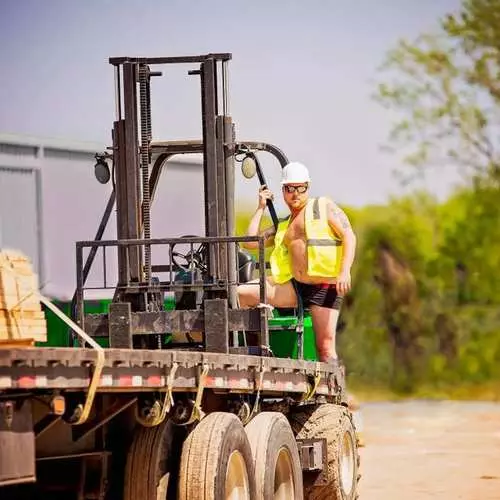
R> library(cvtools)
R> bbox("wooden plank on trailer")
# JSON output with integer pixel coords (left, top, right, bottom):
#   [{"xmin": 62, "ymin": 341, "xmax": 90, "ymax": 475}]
[
  {"xmin": 0, "ymin": 325, "xmax": 46, "ymax": 337},
  {"xmin": 0, "ymin": 250, "xmax": 46, "ymax": 342},
  {"xmin": 0, "ymin": 309, "xmax": 44, "ymax": 317},
  {"xmin": 0, "ymin": 338, "xmax": 35, "ymax": 349}
]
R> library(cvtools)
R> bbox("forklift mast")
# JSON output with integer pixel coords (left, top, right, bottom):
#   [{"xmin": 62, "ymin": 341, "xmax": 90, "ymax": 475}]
[
  {"xmin": 110, "ymin": 53, "xmax": 235, "ymax": 304},
  {"xmin": 74, "ymin": 53, "xmax": 291, "ymax": 354}
]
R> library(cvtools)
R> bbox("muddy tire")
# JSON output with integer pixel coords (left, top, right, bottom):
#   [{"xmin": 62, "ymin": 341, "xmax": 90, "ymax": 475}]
[
  {"xmin": 290, "ymin": 404, "xmax": 360, "ymax": 500},
  {"xmin": 123, "ymin": 419, "xmax": 179, "ymax": 500},
  {"xmin": 245, "ymin": 412, "xmax": 304, "ymax": 499},
  {"xmin": 178, "ymin": 412, "xmax": 256, "ymax": 499}
]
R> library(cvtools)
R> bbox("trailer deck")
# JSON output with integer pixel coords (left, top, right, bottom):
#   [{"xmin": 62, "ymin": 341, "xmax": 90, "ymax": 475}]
[{"xmin": 0, "ymin": 348, "xmax": 344, "ymax": 398}]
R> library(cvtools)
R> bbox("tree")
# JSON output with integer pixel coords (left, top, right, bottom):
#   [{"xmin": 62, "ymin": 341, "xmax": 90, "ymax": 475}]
[{"xmin": 375, "ymin": 0, "xmax": 500, "ymax": 184}]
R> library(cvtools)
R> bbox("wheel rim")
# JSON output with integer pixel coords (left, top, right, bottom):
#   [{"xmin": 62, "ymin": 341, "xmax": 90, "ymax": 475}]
[
  {"xmin": 340, "ymin": 430, "xmax": 355, "ymax": 495},
  {"xmin": 274, "ymin": 447, "xmax": 295, "ymax": 500},
  {"xmin": 225, "ymin": 450, "xmax": 250, "ymax": 500}
]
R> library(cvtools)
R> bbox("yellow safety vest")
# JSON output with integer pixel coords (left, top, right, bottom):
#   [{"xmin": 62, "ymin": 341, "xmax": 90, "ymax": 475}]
[{"xmin": 269, "ymin": 197, "xmax": 343, "ymax": 284}]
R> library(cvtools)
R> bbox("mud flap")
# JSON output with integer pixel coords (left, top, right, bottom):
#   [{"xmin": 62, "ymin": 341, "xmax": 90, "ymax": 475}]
[{"xmin": 0, "ymin": 399, "xmax": 35, "ymax": 486}]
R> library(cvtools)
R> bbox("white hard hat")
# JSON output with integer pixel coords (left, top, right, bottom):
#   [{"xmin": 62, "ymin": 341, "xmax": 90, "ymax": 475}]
[{"xmin": 281, "ymin": 162, "xmax": 311, "ymax": 184}]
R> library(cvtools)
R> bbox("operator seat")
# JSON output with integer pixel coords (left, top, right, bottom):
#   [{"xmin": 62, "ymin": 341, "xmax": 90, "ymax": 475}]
[{"xmin": 238, "ymin": 249, "xmax": 255, "ymax": 284}]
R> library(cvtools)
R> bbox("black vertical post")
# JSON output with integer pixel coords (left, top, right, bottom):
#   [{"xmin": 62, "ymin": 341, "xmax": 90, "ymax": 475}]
[
  {"xmin": 258, "ymin": 239, "xmax": 269, "ymax": 354},
  {"xmin": 216, "ymin": 115, "xmax": 228, "ymax": 281},
  {"xmin": 113, "ymin": 121, "xmax": 129, "ymax": 286},
  {"xmin": 224, "ymin": 119, "xmax": 238, "ymax": 345},
  {"xmin": 109, "ymin": 302, "xmax": 133, "ymax": 348},
  {"xmin": 122, "ymin": 62, "xmax": 142, "ymax": 283},
  {"xmin": 204, "ymin": 299, "xmax": 229, "ymax": 353},
  {"xmin": 201, "ymin": 58, "xmax": 220, "ymax": 279},
  {"xmin": 225, "ymin": 120, "xmax": 236, "ymax": 269},
  {"xmin": 75, "ymin": 244, "xmax": 84, "ymax": 347}
]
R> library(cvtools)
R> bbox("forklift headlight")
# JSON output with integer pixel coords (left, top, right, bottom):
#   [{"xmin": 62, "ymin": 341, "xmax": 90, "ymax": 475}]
[
  {"xmin": 241, "ymin": 155, "xmax": 257, "ymax": 179},
  {"xmin": 94, "ymin": 158, "xmax": 111, "ymax": 184}
]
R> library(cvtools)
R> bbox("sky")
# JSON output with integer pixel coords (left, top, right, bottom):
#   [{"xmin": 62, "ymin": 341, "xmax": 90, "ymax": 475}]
[{"xmin": 0, "ymin": 0, "xmax": 463, "ymax": 210}]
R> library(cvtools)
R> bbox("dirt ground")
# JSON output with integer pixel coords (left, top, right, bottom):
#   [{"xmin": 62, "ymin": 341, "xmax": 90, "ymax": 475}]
[{"xmin": 356, "ymin": 401, "xmax": 500, "ymax": 499}]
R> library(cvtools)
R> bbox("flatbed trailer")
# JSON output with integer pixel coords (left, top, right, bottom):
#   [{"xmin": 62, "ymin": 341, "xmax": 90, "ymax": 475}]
[
  {"xmin": 0, "ymin": 52, "xmax": 360, "ymax": 500},
  {"xmin": 0, "ymin": 348, "xmax": 344, "ymax": 398}
]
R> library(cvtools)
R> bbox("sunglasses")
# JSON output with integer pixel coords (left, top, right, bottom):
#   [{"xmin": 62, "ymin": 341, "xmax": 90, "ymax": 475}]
[{"xmin": 283, "ymin": 184, "xmax": 308, "ymax": 194}]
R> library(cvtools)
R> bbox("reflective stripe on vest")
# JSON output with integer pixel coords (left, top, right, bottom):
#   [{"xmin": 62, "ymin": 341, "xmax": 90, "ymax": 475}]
[
  {"xmin": 305, "ymin": 197, "xmax": 343, "ymax": 278},
  {"xmin": 269, "ymin": 197, "xmax": 343, "ymax": 283}
]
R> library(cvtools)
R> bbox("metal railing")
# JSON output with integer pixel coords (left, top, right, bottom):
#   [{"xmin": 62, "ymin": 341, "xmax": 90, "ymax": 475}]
[{"xmin": 75, "ymin": 234, "xmax": 267, "ymax": 317}]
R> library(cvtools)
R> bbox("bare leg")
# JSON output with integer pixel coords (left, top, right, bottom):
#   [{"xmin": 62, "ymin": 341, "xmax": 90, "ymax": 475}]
[
  {"xmin": 237, "ymin": 277, "xmax": 297, "ymax": 309},
  {"xmin": 310, "ymin": 305, "xmax": 341, "ymax": 362}
]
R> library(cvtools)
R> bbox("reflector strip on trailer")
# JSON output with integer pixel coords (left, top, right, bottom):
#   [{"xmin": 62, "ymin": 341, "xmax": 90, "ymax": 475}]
[
  {"xmin": 146, "ymin": 375, "xmax": 164, "ymax": 387},
  {"xmin": 17, "ymin": 376, "xmax": 36, "ymax": 389},
  {"xmin": 0, "ymin": 348, "xmax": 346, "ymax": 404},
  {"xmin": 2, "ymin": 369, "xmax": 335, "ymax": 396},
  {"xmin": 118, "ymin": 375, "xmax": 132, "ymax": 387},
  {"xmin": 100, "ymin": 374, "xmax": 113, "ymax": 386},
  {"xmin": 0, "ymin": 375, "xmax": 11, "ymax": 389}
]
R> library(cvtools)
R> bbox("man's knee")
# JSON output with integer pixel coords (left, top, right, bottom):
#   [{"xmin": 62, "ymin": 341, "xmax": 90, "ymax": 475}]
[
  {"xmin": 236, "ymin": 284, "xmax": 249, "ymax": 308},
  {"xmin": 237, "ymin": 283, "xmax": 259, "ymax": 308}
]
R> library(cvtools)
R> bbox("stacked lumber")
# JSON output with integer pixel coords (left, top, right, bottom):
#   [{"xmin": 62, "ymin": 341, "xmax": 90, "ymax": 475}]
[{"xmin": 0, "ymin": 250, "xmax": 47, "ymax": 345}]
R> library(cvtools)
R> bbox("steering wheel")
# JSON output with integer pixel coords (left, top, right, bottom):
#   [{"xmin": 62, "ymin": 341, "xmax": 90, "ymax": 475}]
[{"xmin": 171, "ymin": 235, "xmax": 208, "ymax": 274}]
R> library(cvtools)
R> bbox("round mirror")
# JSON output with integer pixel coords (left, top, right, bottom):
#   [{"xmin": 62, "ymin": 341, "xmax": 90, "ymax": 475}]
[
  {"xmin": 241, "ymin": 155, "xmax": 257, "ymax": 179},
  {"xmin": 94, "ymin": 159, "xmax": 111, "ymax": 184}
]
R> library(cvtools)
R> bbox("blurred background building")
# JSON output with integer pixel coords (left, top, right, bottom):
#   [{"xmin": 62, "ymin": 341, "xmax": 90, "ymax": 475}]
[{"xmin": 0, "ymin": 133, "xmax": 203, "ymax": 300}]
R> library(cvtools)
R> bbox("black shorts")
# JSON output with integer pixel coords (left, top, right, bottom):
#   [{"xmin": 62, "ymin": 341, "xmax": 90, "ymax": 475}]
[{"xmin": 293, "ymin": 280, "xmax": 343, "ymax": 310}]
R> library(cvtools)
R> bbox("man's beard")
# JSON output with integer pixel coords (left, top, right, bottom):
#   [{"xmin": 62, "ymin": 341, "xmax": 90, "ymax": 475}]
[{"xmin": 287, "ymin": 198, "xmax": 307, "ymax": 212}]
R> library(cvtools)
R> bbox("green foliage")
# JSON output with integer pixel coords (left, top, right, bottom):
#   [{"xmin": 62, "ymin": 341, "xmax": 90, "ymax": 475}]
[
  {"xmin": 337, "ymin": 185, "xmax": 500, "ymax": 395},
  {"xmin": 359, "ymin": 0, "xmax": 500, "ymax": 396},
  {"xmin": 375, "ymin": 0, "xmax": 500, "ymax": 183}
]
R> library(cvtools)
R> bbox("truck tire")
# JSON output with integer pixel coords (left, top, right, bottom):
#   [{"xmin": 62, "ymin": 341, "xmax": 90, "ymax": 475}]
[
  {"xmin": 245, "ymin": 412, "xmax": 304, "ymax": 500},
  {"xmin": 178, "ymin": 412, "xmax": 256, "ymax": 500},
  {"xmin": 123, "ymin": 419, "xmax": 179, "ymax": 500},
  {"xmin": 290, "ymin": 404, "xmax": 359, "ymax": 500}
]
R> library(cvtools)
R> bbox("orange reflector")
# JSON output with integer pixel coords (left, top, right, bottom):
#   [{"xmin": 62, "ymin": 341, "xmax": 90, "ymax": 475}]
[{"xmin": 51, "ymin": 396, "xmax": 65, "ymax": 415}]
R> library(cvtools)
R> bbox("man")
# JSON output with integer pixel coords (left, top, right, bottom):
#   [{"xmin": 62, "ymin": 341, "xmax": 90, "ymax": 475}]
[{"xmin": 237, "ymin": 162, "xmax": 357, "ymax": 364}]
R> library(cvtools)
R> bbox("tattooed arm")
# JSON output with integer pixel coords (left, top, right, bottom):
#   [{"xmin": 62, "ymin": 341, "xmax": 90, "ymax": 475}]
[
  {"xmin": 327, "ymin": 200, "xmax": 357, "ymax": 293},
  {"xmin": 242, "ymin": 219, "xmax": 276, "ymax": 250}
]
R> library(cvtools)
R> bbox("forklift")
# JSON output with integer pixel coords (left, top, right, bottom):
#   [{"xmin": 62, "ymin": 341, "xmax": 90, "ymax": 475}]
[
  {"xmin": 78, "ymin": 52, "xmax": 307, "ymax": 358},
  {"xmin": 0, "ymin": 53, "xmax": 360, "ymax": 500}
]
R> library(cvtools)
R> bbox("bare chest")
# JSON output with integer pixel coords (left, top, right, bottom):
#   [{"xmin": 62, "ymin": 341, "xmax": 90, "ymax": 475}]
[{"xmin": 283, "ymin": 211, "xmax": 306, "ymax": 246}]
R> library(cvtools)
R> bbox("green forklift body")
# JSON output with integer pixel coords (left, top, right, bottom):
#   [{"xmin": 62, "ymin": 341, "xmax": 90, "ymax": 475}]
[{"xmin": 41, "ymin": 299, "xmax": 318, "ymax": 361}]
